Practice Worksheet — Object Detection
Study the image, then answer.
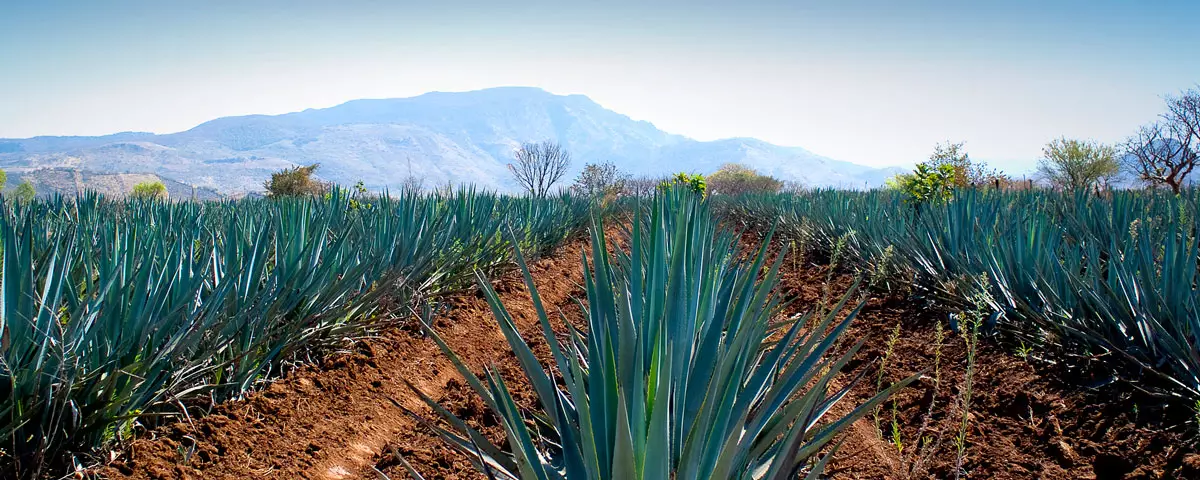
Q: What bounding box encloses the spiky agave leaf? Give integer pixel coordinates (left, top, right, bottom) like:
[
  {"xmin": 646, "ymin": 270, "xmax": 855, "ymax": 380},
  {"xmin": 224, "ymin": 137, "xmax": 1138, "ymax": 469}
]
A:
[
  {"xmin": 719, "ymin": 187, "xmax": 1200, "ymax": 403},
  {"xmin": 1, "ymin": 188, "xmax": 592, "ymax": 478},
  {"xmin": 418, "ymin": 186, "xmax": 915, "ymax": 480}
]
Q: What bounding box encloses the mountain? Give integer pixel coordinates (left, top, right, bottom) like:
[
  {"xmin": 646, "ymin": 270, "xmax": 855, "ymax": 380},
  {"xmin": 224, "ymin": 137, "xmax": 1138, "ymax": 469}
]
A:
[{"xmin": 0, "ymin": 87, "xmax": 901, "ymax": 194}]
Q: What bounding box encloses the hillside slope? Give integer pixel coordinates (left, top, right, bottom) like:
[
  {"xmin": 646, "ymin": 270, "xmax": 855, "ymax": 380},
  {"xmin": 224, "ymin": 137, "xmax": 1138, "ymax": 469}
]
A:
[{"xmin": 6, "ymin": 168, "xmax": 225, "ymax": 200}]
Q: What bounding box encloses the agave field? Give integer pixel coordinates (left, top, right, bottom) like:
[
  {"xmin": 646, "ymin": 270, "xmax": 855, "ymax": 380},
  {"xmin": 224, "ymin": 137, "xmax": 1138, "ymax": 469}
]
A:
[
  {"xmin": 4, "ymin": 184, "xmax": 1198, "ymax": 479},
  {"xmin": 0, "ymin": 188, "xmax": 590, "ymax": 478},
  {"xmin": 402, "ymin": 188, "xmax": 915, "ymax": 479},
  {"xmin": 719, "ymin": 189, "xmax": 1200, "ymax": 403}
]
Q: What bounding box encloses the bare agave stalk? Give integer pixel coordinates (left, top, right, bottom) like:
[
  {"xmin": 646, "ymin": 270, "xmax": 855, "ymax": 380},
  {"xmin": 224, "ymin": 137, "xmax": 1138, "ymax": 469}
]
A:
[
  {"xmin": 900, "ymin": 321, "xmax": 947, "ymax": 478},
  {"xmin": 874, "ymin": 322, "xmax": 904, "ymax": 436},
  {"xmin": 953, "ymin": 312, "xmax": 981, "ymax": 480},
  {"xmin": 865, "ymin": 245, "xmax": 897, "ymax": 299},
  {"xmin": 815, "ymin": 230, "xmax": 854, "ymax": 322}
]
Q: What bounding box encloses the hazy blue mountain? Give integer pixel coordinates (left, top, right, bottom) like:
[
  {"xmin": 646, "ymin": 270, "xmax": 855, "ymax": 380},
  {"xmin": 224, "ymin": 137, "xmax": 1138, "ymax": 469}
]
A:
[{"xmin": 0, "ymin": 87, "xmax": 902, "ymax": 194}]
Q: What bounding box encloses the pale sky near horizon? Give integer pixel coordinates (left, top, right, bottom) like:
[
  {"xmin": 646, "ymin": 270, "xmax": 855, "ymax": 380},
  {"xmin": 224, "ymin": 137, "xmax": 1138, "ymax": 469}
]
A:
[{"xmin": 1, "ymin": 0, "xmax": 1198, "ymax": 172}]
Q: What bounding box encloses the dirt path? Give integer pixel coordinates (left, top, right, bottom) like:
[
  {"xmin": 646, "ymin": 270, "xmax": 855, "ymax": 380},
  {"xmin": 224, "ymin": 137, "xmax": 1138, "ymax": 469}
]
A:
[{"xmin": 100, "ymin": 237, "xmax": 588, "ymax": 480}]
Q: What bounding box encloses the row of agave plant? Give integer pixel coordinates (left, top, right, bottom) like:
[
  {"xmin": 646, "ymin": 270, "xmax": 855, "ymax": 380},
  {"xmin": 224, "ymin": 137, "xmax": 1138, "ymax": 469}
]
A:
[
  {"xmin": 719, "ymin": 188, "xmax": 1200, "ymax": 406},
  {"xmin": 0, "ymin": 187, "xmax": 592, "ymax": 478},
  {"xmin": 404, "ymin": 187, "xmax": 915, "ymax": 479}
]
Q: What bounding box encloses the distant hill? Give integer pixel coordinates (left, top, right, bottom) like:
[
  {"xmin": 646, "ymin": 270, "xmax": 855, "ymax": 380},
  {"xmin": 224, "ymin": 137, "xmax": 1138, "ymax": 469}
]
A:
[
  {"xmin": 6, "ymin": 168, "xmax": 224, "ymax": 200},
  {"xmin": 0, "ymin": 87, "xmax": 903, "ymax": 194}
]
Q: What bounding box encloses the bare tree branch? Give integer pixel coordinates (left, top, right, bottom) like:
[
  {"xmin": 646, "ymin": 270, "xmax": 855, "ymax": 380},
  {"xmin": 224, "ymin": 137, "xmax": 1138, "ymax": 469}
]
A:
[
  {"xmin": 624, "ymin": 175, "xmax": 664, "ymax": 197},
  {"xmin": 508, "ymin": 141, "xmax": 571, "ymax": 198},
  {"xmin": 1122, "ymin": 87, "xmax": 1200, "ymax": 194}
]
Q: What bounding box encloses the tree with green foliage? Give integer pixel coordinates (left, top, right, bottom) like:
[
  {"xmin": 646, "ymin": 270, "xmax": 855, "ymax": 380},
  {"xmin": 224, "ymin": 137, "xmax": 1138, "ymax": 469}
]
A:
[
  {"xmin": 0, "ymin": 168, "xmax": 7, "ymax": 191},
  {"xmin": 571, "ymin": 161, "xmax": 629, "ymax": 197},
  {"xmin": 130, "ymin": 181, "xmax": 168, "ymax": 200},
  {"xmin": 10, "ymin": 180, "xmax": 35, "ymax": 203},
  {"xmin": 889, "ymin": 141, "xmax": 1008, "ymax": 206},
  {"xmin": 1037, "ymin": 138, "xmax": 1119, "ymax": 190},
  {"xmin": 889, "ymin": 163, "xmax": 957, "ymax": 207},
  {"xmin": 263, "ymin": 163, "xmax": 329, "ymax": 197},
  {"xmin": 925, "ymin": 141, "xmax": 1000, "ymax": 187},
  {"xmin": 706, "ymin": 163, "xmax": 783, "ymax": 196}
]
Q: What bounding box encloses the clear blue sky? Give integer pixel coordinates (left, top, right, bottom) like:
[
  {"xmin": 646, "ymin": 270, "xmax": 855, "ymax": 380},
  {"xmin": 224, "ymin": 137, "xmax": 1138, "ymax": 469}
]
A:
[{"xmin": 1, "ymin": 0, "xmax": 1198, "ymax": 172}]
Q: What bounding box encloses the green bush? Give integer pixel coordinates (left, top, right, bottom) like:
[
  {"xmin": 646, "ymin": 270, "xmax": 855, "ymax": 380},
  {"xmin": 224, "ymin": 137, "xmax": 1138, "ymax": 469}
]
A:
[
  {"xmin": 9, "ymin": 180, "xmax": 35, "ymax": 203},
  {"xmin": 889, "ymin": 163, "xmax": 957, "ymax": 206},
  {"xmin": 130, "ymin": 181, "xmax": 168, "ymax": 200}
]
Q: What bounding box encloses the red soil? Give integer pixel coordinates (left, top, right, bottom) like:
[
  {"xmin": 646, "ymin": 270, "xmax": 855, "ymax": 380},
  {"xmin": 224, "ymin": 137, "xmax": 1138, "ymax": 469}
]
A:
[
  {"xmin": 97, "ymin": 232, "xmax": 1197, "ymax": 480},
  {"xmin": 772, "ymin": 257, "xmax": 1198, "ymax": 480}
]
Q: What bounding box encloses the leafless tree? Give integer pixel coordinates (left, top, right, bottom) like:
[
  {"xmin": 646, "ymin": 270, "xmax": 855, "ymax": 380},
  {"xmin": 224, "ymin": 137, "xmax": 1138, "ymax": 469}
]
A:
[
  {"xmin": 1123, "ymin": 88, "xmax": 1200, "ymax": 194},
  {"xmin": 623, "ymin": 175, "xmax": 665, "ymax": 197},
  {"xmin": 508, "ymin": 141, "xmax": 571, "ymax": 198},
  {"xmin": 571, "ymin": 161, "xmax": 629, "ymax": 197},
  {"xmin": 400, "ymin": 156, "xmax": 424, "ymax": 193},
  {"xmin": 780, "ymin": 180, "xmax": 807, "ymax": 193}
]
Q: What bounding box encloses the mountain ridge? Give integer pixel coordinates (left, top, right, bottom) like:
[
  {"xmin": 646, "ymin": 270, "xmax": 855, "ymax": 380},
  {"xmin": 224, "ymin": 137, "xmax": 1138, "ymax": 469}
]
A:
[{"xmin": 0, "ymin": 87, "xmax": 902, "ymax": 194}]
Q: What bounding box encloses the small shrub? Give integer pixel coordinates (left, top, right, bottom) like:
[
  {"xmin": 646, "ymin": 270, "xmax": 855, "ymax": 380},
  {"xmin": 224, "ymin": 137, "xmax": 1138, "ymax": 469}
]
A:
[
  {"xmin": 130, "ymin": 181, "xmax": 168, "ymax": 200},
  {"xmin": 264, "ymin": 164, "xmax": 329, "ymax": 197},
  {"xmin": 706, "ymin": 163, "xmax": 783, "ymax": 196},
  {"xmin": 890, "ymin": 163, "xmax": 957, "ymax": 207},
  {"xmin": 889, "ymin": 141, "xmax": 1006, "ymax": 207},
  {"xmin": 9, "ymin": 180, "xmax": 35, "ymax": 203}
]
